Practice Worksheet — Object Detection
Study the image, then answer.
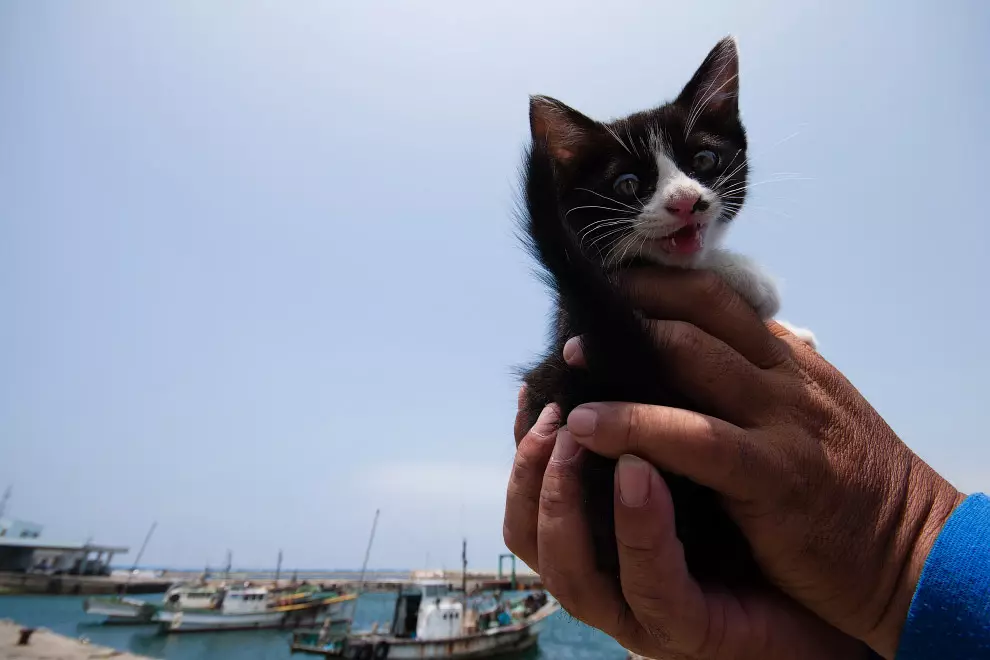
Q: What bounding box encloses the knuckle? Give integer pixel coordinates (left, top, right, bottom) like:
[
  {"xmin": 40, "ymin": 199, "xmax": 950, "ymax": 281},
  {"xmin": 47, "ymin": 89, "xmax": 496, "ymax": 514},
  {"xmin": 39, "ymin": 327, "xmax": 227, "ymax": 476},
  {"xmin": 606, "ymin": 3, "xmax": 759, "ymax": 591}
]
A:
[
  {"xmin": 502, "ymin": 522, "xmax": 533, "ymax": 566},
  {"xmin": 537, "ymin": 469, "xmax": 577, "ymax": 518},
  {"xmin": 502, "ymin": 521, "xmax": 521, "ymax": 554},
  {"xmin": 623, "ymin": 405, "xmax": 649, "ymax": 455},
  {"xmin": 652, "ymin": 320, "xmax": 703, "ymax": 355},
  {"xmin": 692, "ymin": 268, "xmax": 733, "ymax": 303}
]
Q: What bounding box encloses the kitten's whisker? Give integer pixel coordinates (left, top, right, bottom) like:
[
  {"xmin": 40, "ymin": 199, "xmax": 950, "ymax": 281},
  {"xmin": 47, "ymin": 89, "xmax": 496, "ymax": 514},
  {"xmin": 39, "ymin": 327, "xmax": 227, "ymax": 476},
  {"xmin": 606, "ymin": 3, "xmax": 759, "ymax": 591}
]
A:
[
  {"xmin": 565, "ymin": 204, "xmax": 637, "ymax": 218},
  {"xmin": 578, "ymin": 218, "xmax": 634, "ymax": 240},
  {"xmin": 717, "ymin": 176, "xmax": 811, "ymax": 196},
  {"xmin": 587, "ymin": 224, "xmax": 635, "ymax": 251},
  {"xmin": 573, "ymin": 188, "xmax": 643, "ymax": 212},
  {"xmin": 602, "ymin": 124, "xmax": 633, "ymax": 156},
  {"xmin": 714, "ymin": 152, "xmax": 747, "ymax": 188},
  {"xmin": 602, "ymin": 232, "xmax": 631, "ymax": 267}
]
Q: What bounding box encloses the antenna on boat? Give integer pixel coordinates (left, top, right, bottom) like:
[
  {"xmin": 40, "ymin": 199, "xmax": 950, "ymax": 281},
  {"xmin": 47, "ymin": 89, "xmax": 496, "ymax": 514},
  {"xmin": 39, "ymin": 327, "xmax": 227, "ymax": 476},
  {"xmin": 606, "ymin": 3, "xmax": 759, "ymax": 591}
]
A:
[
  {"xmin": 224, "ymin": 550, "xmax": 232, "ymax": 581},
  {"xmin": 357, "ymin": 509, "xmax": 380, "ymax": 593},
  {"xmin": 275, "ymin": 549, "xmax": 283, "ymax": 586},
  {"xmin": 123, "ymin": 521, "xmax": 158, "ymax": 596}
]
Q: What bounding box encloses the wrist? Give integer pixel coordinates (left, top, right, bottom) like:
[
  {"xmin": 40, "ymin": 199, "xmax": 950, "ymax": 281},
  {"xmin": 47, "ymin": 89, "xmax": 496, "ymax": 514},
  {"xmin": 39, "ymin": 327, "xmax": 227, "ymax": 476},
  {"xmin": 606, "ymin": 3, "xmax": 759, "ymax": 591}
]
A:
[{"xmin": 867, "ymin": 459, "xmax": 964, "ymax": 658}]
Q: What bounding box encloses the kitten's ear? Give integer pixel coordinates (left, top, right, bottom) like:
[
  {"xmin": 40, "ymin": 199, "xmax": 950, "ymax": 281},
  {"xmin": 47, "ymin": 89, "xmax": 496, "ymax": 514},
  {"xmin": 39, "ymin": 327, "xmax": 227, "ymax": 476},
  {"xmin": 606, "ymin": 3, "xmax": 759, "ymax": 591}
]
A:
[
  {"xmin": 529, "ymin": 95, "xmax": 599, "ymax": 166},
  {"xmin": 676, "ymin": 36, "xmax": 740, "ymax": 118}
]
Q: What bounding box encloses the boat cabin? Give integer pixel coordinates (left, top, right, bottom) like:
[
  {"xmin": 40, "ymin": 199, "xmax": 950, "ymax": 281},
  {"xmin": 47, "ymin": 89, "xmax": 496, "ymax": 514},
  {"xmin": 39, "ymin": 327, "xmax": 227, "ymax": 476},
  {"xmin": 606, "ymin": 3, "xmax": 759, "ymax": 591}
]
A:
[
  {"xmin": 221, "ymin": 586, "xmax": 270, "ymax": 614},
  {"xmin": 389, "ymin": 580, "xmax": 464, "ymax": 641},
  {"xmin": 165, "ymin": 584, "xmax": 222, "ymax": 610}
]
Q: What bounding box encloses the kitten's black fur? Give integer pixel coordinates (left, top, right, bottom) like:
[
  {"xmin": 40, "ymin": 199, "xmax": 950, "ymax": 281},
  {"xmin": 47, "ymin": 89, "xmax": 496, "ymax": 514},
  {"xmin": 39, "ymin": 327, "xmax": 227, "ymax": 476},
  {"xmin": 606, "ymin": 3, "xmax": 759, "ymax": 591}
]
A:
[{"xmin": 517, "ymin": 37, "xmax": 763, "ymax": 586}]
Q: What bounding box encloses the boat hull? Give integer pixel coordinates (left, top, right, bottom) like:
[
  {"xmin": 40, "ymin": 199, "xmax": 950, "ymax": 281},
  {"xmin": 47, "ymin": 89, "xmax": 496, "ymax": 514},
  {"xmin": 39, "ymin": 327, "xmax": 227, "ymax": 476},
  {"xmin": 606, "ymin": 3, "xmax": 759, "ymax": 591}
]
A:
[{"xmin": 83, "ymin": 597, "xmax": 158, "ymax": 624}]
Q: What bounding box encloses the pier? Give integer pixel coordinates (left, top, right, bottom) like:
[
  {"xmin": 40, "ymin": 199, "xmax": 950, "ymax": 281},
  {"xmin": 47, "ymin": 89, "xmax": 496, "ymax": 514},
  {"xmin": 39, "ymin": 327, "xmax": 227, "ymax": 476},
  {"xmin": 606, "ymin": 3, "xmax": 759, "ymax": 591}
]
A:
[
  {"xmin": 157, "ymin": 568, "xmax": 543, "ymax": 593},
  {"xmin": 0, "ymin": 572, "xmax": 171, "ymax": 596},
  {"xmin": 0, "ymin": 619, "xmax": 152, "ymax": 659}
]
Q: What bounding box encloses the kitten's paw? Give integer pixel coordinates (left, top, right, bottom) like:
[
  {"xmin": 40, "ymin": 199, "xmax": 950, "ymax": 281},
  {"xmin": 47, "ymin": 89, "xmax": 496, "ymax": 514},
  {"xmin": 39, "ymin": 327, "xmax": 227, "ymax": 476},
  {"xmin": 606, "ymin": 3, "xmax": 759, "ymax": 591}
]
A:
[
  {"xmin": 777, "ymin": 320, "xmax": 818, "ymax": 350},
  {"xmin": 704, "ymin": 249, "xmax": 780, "ymax": 320}
]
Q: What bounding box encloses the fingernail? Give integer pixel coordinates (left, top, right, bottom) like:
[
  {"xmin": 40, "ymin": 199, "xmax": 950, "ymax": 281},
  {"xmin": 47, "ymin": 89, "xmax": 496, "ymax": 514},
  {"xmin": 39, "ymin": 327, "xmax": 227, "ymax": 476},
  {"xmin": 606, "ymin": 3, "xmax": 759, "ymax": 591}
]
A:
[
  {"xmin": 567, "ymin": 405, "xmax": 597, "ymax": 437},
  {"xmin": 552, "ymin": 428, "xmax": 580, "ymax": 462},
  {"xmin": 617, "ymin": 454, "xmax": 651, "ymax": 508},
  {"xmin": 532, "ymin": 405, "xmax": 559, "ymax": 439},
  {"xmin": 562, "ymin": 337, "xmax": 582, "ymax": 363}
]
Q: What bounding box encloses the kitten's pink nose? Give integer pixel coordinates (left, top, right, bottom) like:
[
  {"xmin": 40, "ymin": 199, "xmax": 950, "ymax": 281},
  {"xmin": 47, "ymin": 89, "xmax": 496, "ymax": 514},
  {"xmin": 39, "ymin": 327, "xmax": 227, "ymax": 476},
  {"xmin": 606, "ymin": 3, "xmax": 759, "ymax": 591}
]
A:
[{"xmin": 664, "ymin": 194, "xmax": 710, "ymax": 221}]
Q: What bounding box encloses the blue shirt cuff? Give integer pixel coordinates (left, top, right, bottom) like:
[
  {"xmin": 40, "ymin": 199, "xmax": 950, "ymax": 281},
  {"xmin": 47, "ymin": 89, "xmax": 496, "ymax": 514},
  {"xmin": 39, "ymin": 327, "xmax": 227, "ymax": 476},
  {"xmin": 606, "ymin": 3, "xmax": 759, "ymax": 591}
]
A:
[{"xmin": 896, "ymin": 492, "xmax": 990, "ymax": 659}]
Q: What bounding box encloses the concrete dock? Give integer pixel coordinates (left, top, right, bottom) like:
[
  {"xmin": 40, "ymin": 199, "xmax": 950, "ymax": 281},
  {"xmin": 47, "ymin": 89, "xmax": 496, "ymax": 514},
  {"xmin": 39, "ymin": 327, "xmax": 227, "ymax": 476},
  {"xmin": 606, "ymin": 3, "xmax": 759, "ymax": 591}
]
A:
[
  {"xmin": 0, "ymin": 572, "xmax": 171, "ymax": 596},
  {"xmin": 0, "ymin": 620, "xmax": 152, "ymax": 659}
]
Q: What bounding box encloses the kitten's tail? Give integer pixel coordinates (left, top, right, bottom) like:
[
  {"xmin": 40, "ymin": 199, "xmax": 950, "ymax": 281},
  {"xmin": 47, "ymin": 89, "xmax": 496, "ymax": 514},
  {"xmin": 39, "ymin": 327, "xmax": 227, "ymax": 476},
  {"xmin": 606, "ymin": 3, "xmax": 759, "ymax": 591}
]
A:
[{"xmin": 519, "ymin": 143, "xmax": 668, "ymax": 400}]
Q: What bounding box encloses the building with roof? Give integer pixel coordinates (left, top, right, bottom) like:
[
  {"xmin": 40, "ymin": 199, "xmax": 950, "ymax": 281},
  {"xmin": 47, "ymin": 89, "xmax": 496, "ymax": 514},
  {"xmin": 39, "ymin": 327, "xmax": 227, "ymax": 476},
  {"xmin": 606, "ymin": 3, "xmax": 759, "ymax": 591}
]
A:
[{"xmin": 0, "ymin": 517, "xmax": 128, "ymax": 575}]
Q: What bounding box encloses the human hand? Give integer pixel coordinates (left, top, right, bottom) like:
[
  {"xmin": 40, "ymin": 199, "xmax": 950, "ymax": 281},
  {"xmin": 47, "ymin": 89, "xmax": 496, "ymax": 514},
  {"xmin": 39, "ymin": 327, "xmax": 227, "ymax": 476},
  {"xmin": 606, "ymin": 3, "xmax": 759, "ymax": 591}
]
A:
[
  {"xmin": 552, "ymin": 268, "xmax": 964, "ymax": 658},
  {"xmin": 504, "ymin": 388, "xmax": 872, "ymax": 660}
]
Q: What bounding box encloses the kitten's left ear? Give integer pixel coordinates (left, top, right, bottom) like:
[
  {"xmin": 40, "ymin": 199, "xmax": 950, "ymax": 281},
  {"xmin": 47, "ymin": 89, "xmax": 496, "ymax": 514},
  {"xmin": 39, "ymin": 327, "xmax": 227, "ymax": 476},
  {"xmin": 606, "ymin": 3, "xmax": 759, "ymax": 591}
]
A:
[
  {"xmin": 529, "ymin": 95, "xmax": 600, "ymax": 166},
  {"xmin": 676, "ymin": 36, "xmax": 740, "ymax": 118}
]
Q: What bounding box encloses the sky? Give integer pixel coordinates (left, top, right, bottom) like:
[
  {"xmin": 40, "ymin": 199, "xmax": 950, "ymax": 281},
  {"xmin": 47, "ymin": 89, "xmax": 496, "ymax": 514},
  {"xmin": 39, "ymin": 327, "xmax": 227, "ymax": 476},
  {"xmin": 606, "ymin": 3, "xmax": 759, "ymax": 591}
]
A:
[{"xmin": 2, "ymin": 1, "xmax": 989, "ymax": 572}]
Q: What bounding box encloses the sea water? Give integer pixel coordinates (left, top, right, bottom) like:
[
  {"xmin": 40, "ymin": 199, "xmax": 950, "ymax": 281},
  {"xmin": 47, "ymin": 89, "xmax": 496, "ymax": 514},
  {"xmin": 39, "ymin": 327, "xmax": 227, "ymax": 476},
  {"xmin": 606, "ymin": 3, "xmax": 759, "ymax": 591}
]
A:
[{"xmin": 0, "ymin": 593, "xmax": 627, "ymax": 659}]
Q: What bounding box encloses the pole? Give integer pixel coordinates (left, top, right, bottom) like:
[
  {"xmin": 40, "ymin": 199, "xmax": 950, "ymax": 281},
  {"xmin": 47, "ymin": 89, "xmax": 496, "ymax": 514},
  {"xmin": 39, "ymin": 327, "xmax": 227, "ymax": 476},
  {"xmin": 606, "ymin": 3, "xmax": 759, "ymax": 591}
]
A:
[
  {"xmin": 225, "ymin": 550, "xmax": 232, "ymax": 581},
  {"xmin": 357, "ymin": 509, "xmax": 380, "ymax": 592},
  {"xmin": 275, "ymin": 549, "xmax": 282, "ymax": 586},
  {"xmin": 461, "ymin": 538, "xmax": 467, "ymax": 596},
  {"xmin": 0, "ymin": 486, "xmax": 11, "ymax": 519},
  {"xmin": 123, "ymin": 521, "xmax": 157, "ymax": 595}
]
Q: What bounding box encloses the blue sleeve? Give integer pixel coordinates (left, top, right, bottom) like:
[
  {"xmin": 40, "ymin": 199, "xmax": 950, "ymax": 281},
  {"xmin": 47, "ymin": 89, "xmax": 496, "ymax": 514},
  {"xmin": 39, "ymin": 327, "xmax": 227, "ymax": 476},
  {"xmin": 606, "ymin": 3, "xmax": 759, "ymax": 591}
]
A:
[{"xmin": 896, "ymin": 492, "xmax": 990, "ymax": 659}]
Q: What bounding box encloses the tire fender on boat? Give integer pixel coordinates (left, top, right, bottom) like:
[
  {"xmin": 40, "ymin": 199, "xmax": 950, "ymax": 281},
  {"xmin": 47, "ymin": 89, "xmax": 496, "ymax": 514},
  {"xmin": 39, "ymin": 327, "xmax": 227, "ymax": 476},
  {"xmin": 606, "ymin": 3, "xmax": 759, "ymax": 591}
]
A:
[{"xmin": 373, "ymin": 641, "xmax": 389, "ymax": 659}]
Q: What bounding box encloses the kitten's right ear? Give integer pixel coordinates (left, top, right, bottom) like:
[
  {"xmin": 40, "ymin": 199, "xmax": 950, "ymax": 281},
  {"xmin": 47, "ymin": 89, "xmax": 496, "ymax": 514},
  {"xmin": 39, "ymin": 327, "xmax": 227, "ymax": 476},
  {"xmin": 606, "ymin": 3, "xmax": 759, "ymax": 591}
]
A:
[{"xmin": 529, "ymin": 95, "xmax": 599, "ymax": 166}]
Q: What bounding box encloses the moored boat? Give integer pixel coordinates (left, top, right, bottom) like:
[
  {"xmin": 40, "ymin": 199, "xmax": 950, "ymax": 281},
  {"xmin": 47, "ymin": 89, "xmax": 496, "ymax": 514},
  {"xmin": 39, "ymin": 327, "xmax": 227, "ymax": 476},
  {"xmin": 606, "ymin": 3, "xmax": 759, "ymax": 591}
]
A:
[
  {"xmin": 157, "ymin": 584, "xmax": 356, "ymax": 633},
  {"xmin": 289, "ymin": 580, "xmax": 559, "ymax": 659}
]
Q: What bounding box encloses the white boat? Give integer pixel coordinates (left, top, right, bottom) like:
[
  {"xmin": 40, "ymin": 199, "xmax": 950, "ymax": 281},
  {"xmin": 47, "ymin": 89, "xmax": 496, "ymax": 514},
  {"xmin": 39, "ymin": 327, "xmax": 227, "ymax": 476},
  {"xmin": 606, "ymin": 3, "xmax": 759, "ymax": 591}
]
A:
[
  {"xmin": 290, "ymin": 581, "xmax": 560, "ymax": 659},
  {"xmin": 85, "ymin": 581, "xmax": 357, "ymax": 633},
  {"xmin": 157, "ymin": 584, "xmax": 357, "ymax": 633},
  {"xmin": 84, "ymin": 580, "xmax": 223, "ymax": 624}
]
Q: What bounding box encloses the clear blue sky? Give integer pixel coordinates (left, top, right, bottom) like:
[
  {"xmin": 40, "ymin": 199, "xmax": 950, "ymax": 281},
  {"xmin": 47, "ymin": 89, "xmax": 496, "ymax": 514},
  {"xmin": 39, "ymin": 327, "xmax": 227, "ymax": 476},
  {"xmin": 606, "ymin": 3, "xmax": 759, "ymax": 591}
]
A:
[{"xmin": 2, "ymin": 1, "xmax": 989, "ymax": 571}]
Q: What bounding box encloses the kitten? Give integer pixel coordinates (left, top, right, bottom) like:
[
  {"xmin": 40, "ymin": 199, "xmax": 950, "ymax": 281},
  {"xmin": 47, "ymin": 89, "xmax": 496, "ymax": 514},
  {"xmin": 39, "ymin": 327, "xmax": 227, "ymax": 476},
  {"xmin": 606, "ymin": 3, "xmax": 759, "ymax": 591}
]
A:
[{"xmin": 516, "ymin": 37, "xmax": 812, "ymax": 584}]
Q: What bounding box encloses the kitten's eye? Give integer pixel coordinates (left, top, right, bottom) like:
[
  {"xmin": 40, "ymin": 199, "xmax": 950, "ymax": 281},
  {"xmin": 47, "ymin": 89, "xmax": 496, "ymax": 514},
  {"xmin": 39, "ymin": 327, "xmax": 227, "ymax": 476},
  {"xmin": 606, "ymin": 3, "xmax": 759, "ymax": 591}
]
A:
[
  {"xmin": 692, "ymin": 150, "xmax": 719, "ymax": 174},
  {"xmin": 613, "ymin": 173, "xmax": 639, "ymax": 197}
]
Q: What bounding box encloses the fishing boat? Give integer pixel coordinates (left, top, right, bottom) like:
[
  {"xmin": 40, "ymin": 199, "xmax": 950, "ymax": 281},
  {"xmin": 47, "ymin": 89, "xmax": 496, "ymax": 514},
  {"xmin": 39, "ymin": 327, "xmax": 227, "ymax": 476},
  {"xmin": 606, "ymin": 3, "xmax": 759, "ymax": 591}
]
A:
[
  {"xmin": 156, "ymin": 583, "xmax": 357, "ymax": 633},
  {"xmin": 290, "ymin": 580, "xmax": 558, "ymax": 659},
  {"xmin": 84, "ymin": 580, "xmax": 225, "ymax": 624},
  {"xmin": 85, "ymin": 580, "xmax": 356, "ymax": 632}
]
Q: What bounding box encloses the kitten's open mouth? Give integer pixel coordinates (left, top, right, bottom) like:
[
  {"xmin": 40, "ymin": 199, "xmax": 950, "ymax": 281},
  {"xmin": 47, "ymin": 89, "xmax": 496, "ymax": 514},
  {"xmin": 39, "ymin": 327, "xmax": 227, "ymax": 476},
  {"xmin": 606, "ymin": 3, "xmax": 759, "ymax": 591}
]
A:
[{"xmin": 649, "ymin": 223, "xmax": 706, "ymax": 255}]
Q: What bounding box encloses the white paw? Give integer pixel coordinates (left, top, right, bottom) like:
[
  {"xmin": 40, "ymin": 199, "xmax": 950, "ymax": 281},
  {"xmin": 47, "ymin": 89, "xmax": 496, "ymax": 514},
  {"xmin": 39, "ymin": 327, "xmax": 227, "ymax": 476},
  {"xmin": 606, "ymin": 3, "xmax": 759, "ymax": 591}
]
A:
[
  {"xmin": 703, "ymin": 249, "xmax": 780, "ymax": 320},
  {"xmin": 777, "ymin": 320, "xmax": 818, "ymax": 350}
]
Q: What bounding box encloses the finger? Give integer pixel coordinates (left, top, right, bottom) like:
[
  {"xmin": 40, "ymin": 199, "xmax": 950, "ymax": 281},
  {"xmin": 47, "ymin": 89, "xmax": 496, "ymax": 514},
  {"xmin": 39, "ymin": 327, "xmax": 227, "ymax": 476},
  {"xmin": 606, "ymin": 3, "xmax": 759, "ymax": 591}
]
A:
[
  {"xmin": 563, "ymin": 319, "xmax": 777, "ymax": 425},
  {"xmin": 648, "ymin": 319, "xmax": 779, "ymax": 424},
  {"xmin": 562, "ymin": 336, "xmax": 585, "ymax": 368},
  {"xmin": 536, "ymin": 428, "xmax": 631, "ymax": 631},
  {"xmin": 564, "ymin": 320, "xmax": 774, "ymax": 425},
  {"xmin": 503, "ymin": 404, "xmax": 559, "ymax": 569},
  {"xmin": 514, "ymin": 385, "xmax": 530, "ymax": 446},
  {"xmin": 613, "ymin": 455, "xmax": 710, "ymax": 656},
  {"xmin": 619, "ymin": 268, "xmax": 789, "ymax": 369},
  {"xmin": 565, "ymin": 401, "xmax": 771, "ymax": 501}
]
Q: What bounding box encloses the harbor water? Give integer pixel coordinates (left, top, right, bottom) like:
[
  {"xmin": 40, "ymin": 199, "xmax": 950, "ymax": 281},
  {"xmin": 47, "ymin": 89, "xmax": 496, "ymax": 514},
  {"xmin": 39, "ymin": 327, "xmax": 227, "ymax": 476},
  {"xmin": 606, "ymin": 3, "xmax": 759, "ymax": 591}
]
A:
[{"xmin": 0, "ymin": 593, "xmax": 628, "ymax": 659}]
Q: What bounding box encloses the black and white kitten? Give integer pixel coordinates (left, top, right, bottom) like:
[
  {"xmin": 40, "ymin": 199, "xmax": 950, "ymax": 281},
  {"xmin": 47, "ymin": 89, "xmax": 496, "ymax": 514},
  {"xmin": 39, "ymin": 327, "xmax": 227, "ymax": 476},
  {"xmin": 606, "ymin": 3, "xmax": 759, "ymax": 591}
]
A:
[{"xmin": 517, "ymin": 37, "xmax": 812, "ymax": 584}]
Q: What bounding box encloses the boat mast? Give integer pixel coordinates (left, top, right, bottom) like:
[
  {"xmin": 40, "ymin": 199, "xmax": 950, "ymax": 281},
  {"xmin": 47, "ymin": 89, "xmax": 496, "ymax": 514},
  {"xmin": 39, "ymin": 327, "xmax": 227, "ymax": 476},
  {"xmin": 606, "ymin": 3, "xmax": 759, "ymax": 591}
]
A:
[
  {"xmin": 0, "ymin": 486, "xmax": 10, "ymax": 519},
  {"xmin": 357, "ymin": 509, "xmax": 380, "ymax": 592},
  {"xmin": 123, "ymin": 521, "xmax": 158, "ymax": 596},
  {"xmin": 461, "ymin": 538, "xmax": 467, "ymax": 596},
  {"xmin": 224, "ymin": 550, "xmax": 232, "ymax": 582},
  {"xmin": 275, "ymin": 549, "xmax": 282, "ymax": 586}
]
